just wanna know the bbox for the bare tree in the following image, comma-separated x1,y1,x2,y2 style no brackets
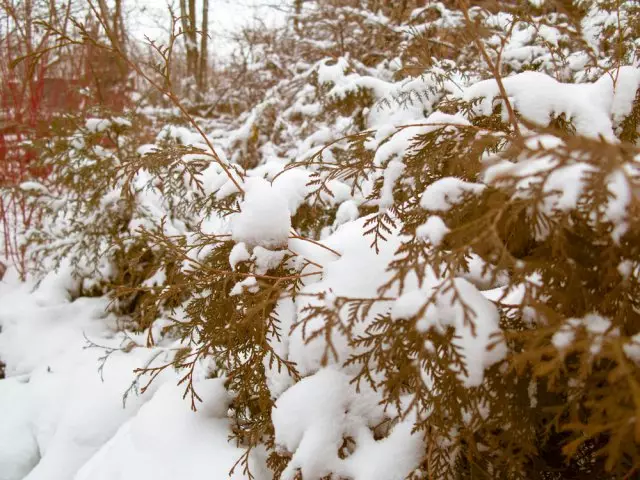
179,0,197,80
95,0,127,52
179,0,209,100
198,0,208,92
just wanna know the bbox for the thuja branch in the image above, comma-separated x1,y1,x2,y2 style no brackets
458,0,523,140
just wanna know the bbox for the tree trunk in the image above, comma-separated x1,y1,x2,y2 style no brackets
179,0,198,80
188,0,197,78
94,0,129,108
198,0,209,93
96,0,125,53
113,0,126,54
293,0,303,33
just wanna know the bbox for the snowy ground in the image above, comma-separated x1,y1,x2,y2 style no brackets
0,266,268,480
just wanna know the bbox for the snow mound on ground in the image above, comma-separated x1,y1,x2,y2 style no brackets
0,268,266,480
22,352,162,480
0,378,39,480
74,379,264,480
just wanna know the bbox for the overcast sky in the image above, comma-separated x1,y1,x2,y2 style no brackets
129,0,290,58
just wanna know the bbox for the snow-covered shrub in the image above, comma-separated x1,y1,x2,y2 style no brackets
20,111,221,325
5,0,640,479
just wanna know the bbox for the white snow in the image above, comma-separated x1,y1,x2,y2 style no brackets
462,69,640,139
394,276,507,388
272,368,422,480
420,177,485,212
252,246,287,275
74,379,263,480
551,326,576,351
0,378,39,480
379,160,405,210
230,276,259,296
317,57,350,85
288,216,402,376
85,118,112,133
604,169,631,242
624,333,640,364
416,215,450,246
231,178,292,249
0,268,267,480
229,242,251,270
